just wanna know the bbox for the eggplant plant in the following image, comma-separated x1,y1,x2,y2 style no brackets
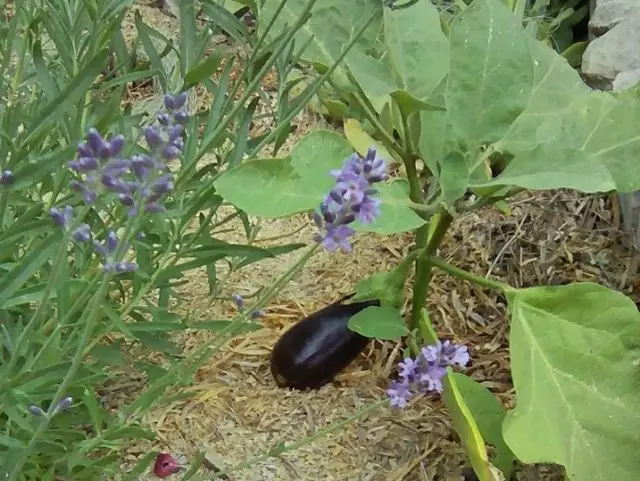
216,0,640,480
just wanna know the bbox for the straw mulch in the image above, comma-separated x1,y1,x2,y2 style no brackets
110,3,640,480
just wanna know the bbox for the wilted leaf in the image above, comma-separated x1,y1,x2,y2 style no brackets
451,373,516,478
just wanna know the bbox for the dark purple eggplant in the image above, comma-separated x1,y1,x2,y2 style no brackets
270,294,380,390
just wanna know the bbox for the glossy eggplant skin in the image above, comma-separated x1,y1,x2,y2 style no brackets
270,294,380,390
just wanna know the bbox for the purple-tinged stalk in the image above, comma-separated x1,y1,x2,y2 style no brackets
313,147,388,252
387,340,470,408
232,293,264,319
0,169,14,186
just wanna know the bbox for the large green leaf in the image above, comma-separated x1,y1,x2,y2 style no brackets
383,0,449,105
479,91,640,193
438,0,640,194
504,282,640,481
215,130,352,217
343,0,448,116
446,0,534,148
257,0,382,69
344,51,397,113
216,132,426,234
498,37,590,153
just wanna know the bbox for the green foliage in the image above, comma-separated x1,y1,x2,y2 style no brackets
215,131,426,233
0,0,323,478
257,0,382,70
452,373,516,478
504,283,640,481
212,0,640,479
347,305,408,340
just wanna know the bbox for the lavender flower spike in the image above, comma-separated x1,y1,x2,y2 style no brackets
386,339,470,408
67,92,189,215
313,147,388,252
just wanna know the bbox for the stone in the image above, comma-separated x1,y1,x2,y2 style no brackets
582,14,640,89
613,68,640,90
589,0,640,35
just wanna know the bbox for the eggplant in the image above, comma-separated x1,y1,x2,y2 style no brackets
270,294,380,390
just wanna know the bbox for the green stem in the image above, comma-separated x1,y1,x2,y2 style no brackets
426,256,512,292
409,212,453,331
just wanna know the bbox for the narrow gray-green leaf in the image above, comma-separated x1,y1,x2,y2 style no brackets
24,49,109,145
0,236,61,309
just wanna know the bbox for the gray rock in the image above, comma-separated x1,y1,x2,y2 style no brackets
582,14,640,89
613,68,640,90
589,0,640,36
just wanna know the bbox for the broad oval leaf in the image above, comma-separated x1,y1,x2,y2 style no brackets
216,132,426,234
446,0,534,148
478,92,640,194
348,305,408,340
215,130,352,217
383,0,449,105
504,282,640,481
258,0,382,68
352,180,427,235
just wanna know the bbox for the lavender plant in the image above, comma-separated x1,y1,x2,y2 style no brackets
0,0,351,478
216,0,640,479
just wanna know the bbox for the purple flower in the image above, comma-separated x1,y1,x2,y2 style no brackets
1,169,14,186
67,93,188,216
316,224,355,252
387,380,411,408
72,224,91,243
386,340,470,408
50,206,74,229
28,404,45,417
52,396,73,414
50,207,92,244
313,147,387,252
233,294,244,309
93,230,137,274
